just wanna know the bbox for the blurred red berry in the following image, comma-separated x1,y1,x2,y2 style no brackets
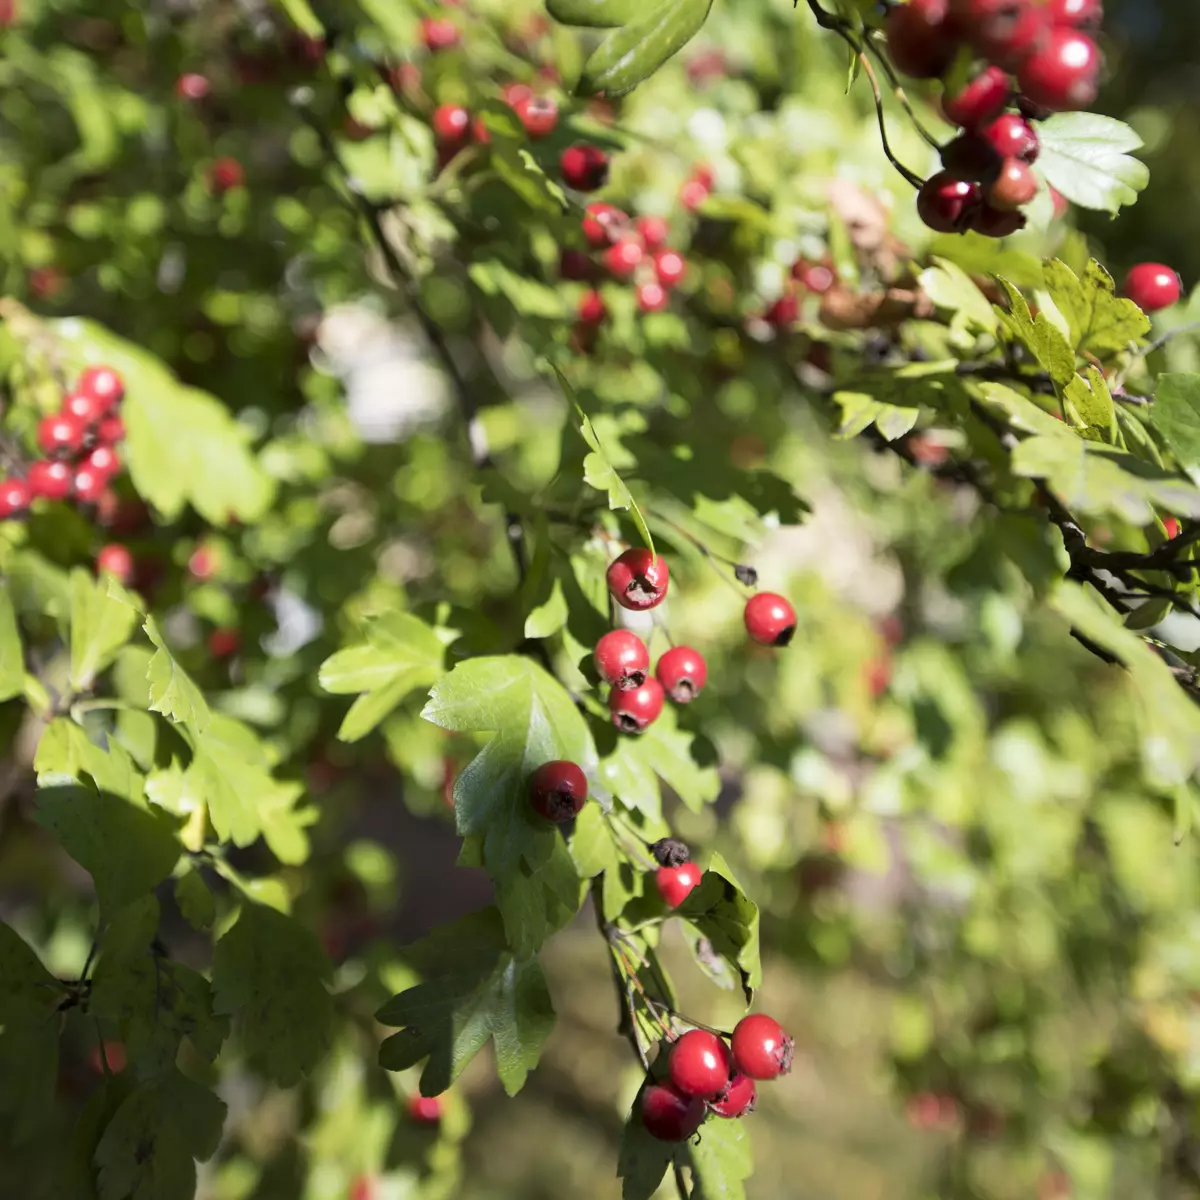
560,144,609,191
96,544,135,585
208,157,244,194
421,15,460,51
175,73,211,101
0,477,31,519
208,627,241,658
77,365,125,411
26,459,72,501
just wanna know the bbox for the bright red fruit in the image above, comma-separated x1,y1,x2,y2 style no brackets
606,548,669,610
176,73,211,101
578,289,608,326
1017,28,1100,111
987,157,1039,210
605,238,644,278
595,629,650,689
885,0,959,79
560,144,609,192
962,0,1047,70
916,172,981,234
208,627,241,658
420,15,460,51
744,592,797,647
942,66,1010,129
656,645,707,703
653,250,686,288
529,759,588,821
514,95,558,138
764,293,799,328
37,412,87,457
0,477,31,519
432,104,470,146
96,544,135,584
407,1093,443,1123
83,444,120,479
208,157,244,194
793,260,836,293
636,215,670,249
709,1073,756,1118
609,678,665,733
640,1082,706,1142
582,202,626,247
63,390,102,426
188,546,216,580
730,1013,794,1080
72,465,108,504
679,177,709,210
77,365,125,411
981,113,1039,162
1124,263,1182,313
96,414,126,445
656,861,702,907
637,282,668,313
1048,0,1102,30
26,459,72,501
670,1030,732,1099
1164,517,1182,540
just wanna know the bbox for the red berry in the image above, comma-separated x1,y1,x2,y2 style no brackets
640,1082,706,1142
730,1013,794,1080
744,592,797,647
636,215,670,249
793,260,836,293
72,465,108,504
96,544,134,585
980,113,1039,162
656,861,702,908
595,629,650,689
916,172,981,234
582,202,626,247
1050,186,1069,218
960,0,1048,70
26,459,72,501
679,178,709,210
83,444,120,479
606,548,669,610
529,759,588,821
885,0,959,79
637,282,668,313
560,144,609,192
1017,28,1100,111
940,134,1001,180
0,477,31,519
432,104,470,145
175,73,211,101
987,157,1039,210
942,66,1010,129
1048,0,1102,31
972,204,1027,237
208,627,241,658
29,266,64,301
77,365,125,411
514,95,558,139
764,293,799,328
63,390,102,427
208,157,244,194
407,1093,443,1123
578,289,608,326
656,645,707,703
605,238,644,278
188,546,217,580
609,679,665,734
709,1073,756,1118
96,414,126,445
1124,263,1182,313
559,249,594,281
37,411,87,457
348,1175,377,1200
669,1030,732,1099
420,15,460,51
653,250,686,288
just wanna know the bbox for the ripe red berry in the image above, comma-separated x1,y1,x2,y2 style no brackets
656,645,707,703
529,759,588,821
595,629,650,689
348,1175,377,1200
885,0,959,79
679,178,709,210
432,104,471,146
656,861,702,907
980,113,1039,162
1048,0,1102,32
420,15,460,51
987,157,1039,210
208,157,244,194
670,1030,732,1099
636,215,670,250
37,411,87,457
96,544,135,585
188,546,217,580
640,1081,706,1142
514,95,558,138
208,627,241,658
794,259,836,293
609,678,665,734
605,238,644,278
916,172,981,234
730,1013,794,1080
578,289,608,326
26,459,72,501
0,477,31,519
744,592,797,647
709,1072,756,1118
176,73,211,101
1124,263,1182,313
63,390,102,427
1017,28,1100,111
582,202,626,247
972,203,1027,237
653,250,686,288
29,266,64,301
560,144,609,192
637,282,668,313
407,1094,442,1123
606,548,669,610
942,66,1010,129
559,250,594,281
940,134,1000,181
83,444,120,479
96,414,126,445
961,0,1047,70
764,293,799,328
77,365,125,411
72,465,108,504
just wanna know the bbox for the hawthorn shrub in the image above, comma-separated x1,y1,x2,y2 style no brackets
3,0,1200,1198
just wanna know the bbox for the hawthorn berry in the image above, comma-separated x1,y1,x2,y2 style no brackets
637,281,668,313
77,365,125,411
764,293,799,328
208,627,241,658
0,477,31,519
1049,0,1102,31
656,861,702,908
940,134,1001,181
637,215,670,249
503,82,534,109
640,1081,706,1142
653,250,686,289
529,759,588,821
793,260,836,293
972,203,1027,237
175,73,211,101
961,0,1047,71
1123,263,1182,313
987,158,1039,210
884,0,958,79
605,238,644,278
744,592,797,647
942,66,1010,129
1017,28,1101,111
208,157,244,194
559,249,593,281
709,1073,756,1118
188,545,217,580
916,172,981,234
72,465,108,504
669,1030,732,1099
679,177,710,210
514,95,558,138
96,414,126,445
348,1175,377,1200
96,544,134,585
582,202,625,247
730,1013,794,1080
37,412,88,457
656,645,707,703
595,629,650,689
407,1093,443,1123
560,144,609,192
83,444,120,480
606,548,669,610
432,104,471,146
63,390,103,427
609,678,665,733
26,459,73,501
980,113,1039,163
420,15,460,51
578,290,608,326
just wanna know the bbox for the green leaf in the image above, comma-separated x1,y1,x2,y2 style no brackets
142,615,210,732
33,784,179,917
35,718,147,803
319,611,445,743
547,0,643,27
832,391,920,441
1037,112,1149,216
211,902,333,1086
919,257,998,335
994,277,1077,386
1039,258,1149,359
0,1011,59,1143
423,655,595,952
688,1113,753,1199
377,907,555,1097
618,706,720,815
69,569,139,690
617,1099,675,1200
93,1070,226,1200
1150,374,1200,472
1062,367,1118,443
525,576,570,640
469,261,567,320
0,585,23,702
0,921,62,1022
974,381,1072,439
677,852,761,1002
174,868,216,931
275,0,323,37
580,0,714,97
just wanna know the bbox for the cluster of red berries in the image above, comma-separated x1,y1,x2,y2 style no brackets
431,82,562,168
0,365,126,522
887,0,1104,237
641,1012,794,1141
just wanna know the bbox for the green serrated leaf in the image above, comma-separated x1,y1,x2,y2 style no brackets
212,903,333,1086
0,586,23,702
919,257,998,334
0,921,62,1022
832,391,920,441
1040,258,1149,359
688,1112,753,1199
617,1097,676,1200
69,568,139,690
1037,112,1149,216
1062,366,1117,443
973,381,1072,439
469,260,566,320
622,705,720,814
579,0,713,97
676,852,761,1002
377,907,554,1097
143,615,210,732
174,868,216,931
993,277,1077,386
525,577,570,640
547,0,643,27
1150,374,1200,472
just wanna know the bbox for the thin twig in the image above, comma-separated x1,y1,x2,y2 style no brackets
673,1160,691,1199
593,878,651,1069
